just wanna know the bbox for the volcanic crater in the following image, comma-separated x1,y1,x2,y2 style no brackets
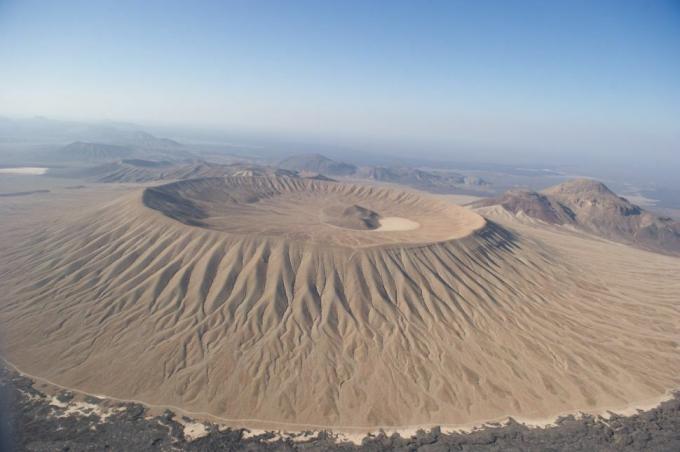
1,176,679,432
142,176,486,247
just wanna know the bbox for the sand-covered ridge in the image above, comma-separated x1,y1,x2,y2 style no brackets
1,176,680,431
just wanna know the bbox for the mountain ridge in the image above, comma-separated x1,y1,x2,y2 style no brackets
472,178,680,255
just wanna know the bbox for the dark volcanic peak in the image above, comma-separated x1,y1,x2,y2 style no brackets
278,153,358,176
543,178,615,197
542,178,642,218
474,189,575,225
477,179,680,256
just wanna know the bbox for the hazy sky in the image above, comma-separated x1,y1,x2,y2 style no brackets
1,0,679,162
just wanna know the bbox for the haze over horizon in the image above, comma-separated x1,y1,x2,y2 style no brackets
1,0,679,167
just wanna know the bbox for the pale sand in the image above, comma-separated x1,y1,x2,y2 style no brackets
181,421,210,441
0,167,48,175
374,217,420,232
1,176,679,432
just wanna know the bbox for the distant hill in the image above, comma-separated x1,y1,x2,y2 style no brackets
52,133,194,164
116,130,182,150
277,153,489,193
0,117,184,148
55,160,308,183
357,166,489,193
473,189,576,225
278,153,358,176
0,117,195,163
56,142,135,162
473,178,680,255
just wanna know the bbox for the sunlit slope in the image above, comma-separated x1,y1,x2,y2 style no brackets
0,177,679,429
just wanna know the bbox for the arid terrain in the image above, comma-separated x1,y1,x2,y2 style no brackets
1,168,679,447
2,2,679,448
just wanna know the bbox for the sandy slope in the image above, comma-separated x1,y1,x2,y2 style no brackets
0,176,679,431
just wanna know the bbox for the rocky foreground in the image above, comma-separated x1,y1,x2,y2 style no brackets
1,365,680,451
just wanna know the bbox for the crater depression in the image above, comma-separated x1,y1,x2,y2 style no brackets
142,176,486,247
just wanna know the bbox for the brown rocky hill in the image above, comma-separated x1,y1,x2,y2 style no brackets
472,189,575,225
473,178,680,255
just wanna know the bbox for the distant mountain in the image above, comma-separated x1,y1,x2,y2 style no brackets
116,130,182,149
56,142,135,162
357,166,489,192
54,160,306,183
51,134,194,164
0,117,176,145
277,154,489,193
278,153,357,176
473,178,680,255
0,117,196,163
